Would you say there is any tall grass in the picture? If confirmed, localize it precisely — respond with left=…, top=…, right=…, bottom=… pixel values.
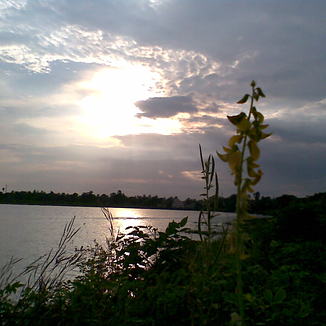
left=0, top=217, right=82, bottom=300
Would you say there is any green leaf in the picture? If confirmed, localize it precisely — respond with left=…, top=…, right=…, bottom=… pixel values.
left=228, top=151, right=241, bottom=173
left=247, top=157, right=260, bottom=168
left=217, top=152, right=229, bottom=162
left=223, top=146, right=232, bottom=153
left=256, top=111, right=264, bottom=123
left=244, top=293, right=254, bottom=302
left=227, top=112, right=246, bottom=126
left=237, top=117, right=251, bottom=132
left=241, top=178, right=254, bottom=193
left=260, top=124, right=269, bottom=129
left=209, top=156, right=215, bottom=184
left=179, top=216, right=188, bottom=227
left=256, top=87, right=266, bottom=98
left=260, top=132, right=272, bottom=139
left=251, top=169, right=263, bottom=185
left=248, top=140, right=260, bottom=160
left=230, top=312, right=242, bottom=326
left=228, top=135, right=243, bottom=147
left=247, top=166, right=258, bottom=178
left=199, top=144, right=204, bottom=171
left=215, top=172, right=219, bottom=201
left=274, top=288, right=286, bottom=303
left=237, top=94, right=250, bottom=104
left=264, top=289, right=273, bottom=303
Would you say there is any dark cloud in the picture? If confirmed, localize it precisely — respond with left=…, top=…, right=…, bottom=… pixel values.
left=135, top=95, right=198, bottom=118
left=259, top=141, right=326, bottom=196
left=184, top=115, right=227, bottom=126
left=270, top=119, right=326, bottom=144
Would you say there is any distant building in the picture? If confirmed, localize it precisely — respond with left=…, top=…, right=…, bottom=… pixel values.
left=172, top=197, right=185, bottom=209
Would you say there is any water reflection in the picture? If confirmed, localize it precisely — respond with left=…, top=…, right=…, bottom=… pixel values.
left=0, top=205, right=236, bottom=273
left=112, top=208, right=145, bottom=233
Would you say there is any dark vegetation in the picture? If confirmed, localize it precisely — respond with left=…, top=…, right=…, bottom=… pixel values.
left=1, top=82, right=325, bottom=325
left=0, top=189, right=325, bottom=216
left=0, top=189, right=200, bottom=210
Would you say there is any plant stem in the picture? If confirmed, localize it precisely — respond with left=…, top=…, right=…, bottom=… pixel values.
left=234, top=85, right=255, bottom=326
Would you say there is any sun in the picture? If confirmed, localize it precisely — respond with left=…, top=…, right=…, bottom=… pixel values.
left=77, top=63, right=181, bottom=139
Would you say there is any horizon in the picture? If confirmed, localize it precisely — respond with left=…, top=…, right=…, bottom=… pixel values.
left=0, top=0, right=325, bottom=199
left=1, top=187, right=324, bottom=202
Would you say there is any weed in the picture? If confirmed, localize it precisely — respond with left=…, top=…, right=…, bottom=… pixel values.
left=217, top=80, right=271, bottom=325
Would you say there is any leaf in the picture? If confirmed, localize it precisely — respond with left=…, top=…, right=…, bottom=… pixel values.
left=264, top=289, right=273, bottom=303
left=209, top=156, right=215, bottom=185
left=251, top=106, right=257, bottom=114
left=260, top=124, right=269, bottom=129
left=251, top=170, right=263, bottom=185
left=227, top=112, right=246, bottom=126
left=247, top=166, right=258, bottom=178
left=260, top=132, right=272, bottom=139
left=165, top=221, right=178, bottom=235
left=247, top=157, right=260, bottom=168
left=237, top=94, right=250, bottom=104
left=256, top=87, right=266, bottom=98
left=228, top=135, right=243, bottom=147
left=217, top=152, right=229, bottom=162
left=223, top=146, right=232, bottom=153
left=240, top=253, right=249, bottom=260
left=244, top=293, right=254, bottom=302
left=179, top=216, right=188, bottom=228
left=237, top=118, right=251, bottom=132
left=215, top=172, right=219, bottom=201
left=242, top=178, right=254, bottom=193
left=274, top=288, right=286, bottom=303
left=256, top=111, right=264, bottom=123
left=199, top=144, right=204, bottom=170
left=248, top=140, right=260, bottom=161
left=228, top=151, right=241, bottom=173
left=230, top=312, right=242, bottom=326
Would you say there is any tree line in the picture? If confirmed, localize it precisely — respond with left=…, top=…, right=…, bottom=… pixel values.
left=0, top=189, right=324, bottom=214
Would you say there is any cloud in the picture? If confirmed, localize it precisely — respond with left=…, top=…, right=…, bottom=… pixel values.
left=268, top=97, right=326, bottom=144
left=135, top=95, right=198, bottom=118
left=0, top=0, right=325, bottom=198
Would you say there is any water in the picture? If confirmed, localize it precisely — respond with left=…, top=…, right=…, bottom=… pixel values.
left=0, top=204, right=235, bottom=272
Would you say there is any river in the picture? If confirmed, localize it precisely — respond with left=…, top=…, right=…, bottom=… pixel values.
left=0, top=204, right=236, bottom=277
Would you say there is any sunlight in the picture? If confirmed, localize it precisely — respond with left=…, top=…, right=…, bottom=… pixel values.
left=111, top=208, right=146, bottom=233
left=78, top=63, right=181, bottom=138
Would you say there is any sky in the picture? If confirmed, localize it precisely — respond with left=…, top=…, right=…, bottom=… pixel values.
left=0, top=0, right=325, bottom=199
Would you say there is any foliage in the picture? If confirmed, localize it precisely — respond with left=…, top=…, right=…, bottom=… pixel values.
left=0, top=190, right=200, bottom=210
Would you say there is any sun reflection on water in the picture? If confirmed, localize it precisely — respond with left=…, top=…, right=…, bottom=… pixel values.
left=111, top=208, right=147, bottom=233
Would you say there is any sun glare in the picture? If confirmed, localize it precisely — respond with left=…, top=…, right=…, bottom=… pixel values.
left=78, top=63, right=181, bottom=139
